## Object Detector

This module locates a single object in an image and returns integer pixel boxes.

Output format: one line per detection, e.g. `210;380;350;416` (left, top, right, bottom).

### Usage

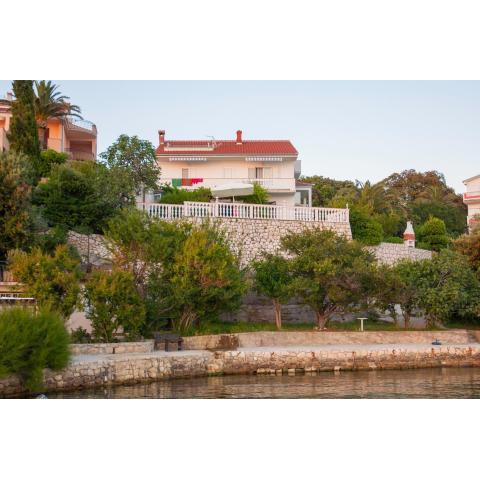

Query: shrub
349;206;384;245
38;149;68;178
160;185;212;204
84;270;146;342
0;308;71;390
70;326;92;344
240;183;269;204
161;223;247;334
8;245;82;319
453;231;480;277
417;216;450;251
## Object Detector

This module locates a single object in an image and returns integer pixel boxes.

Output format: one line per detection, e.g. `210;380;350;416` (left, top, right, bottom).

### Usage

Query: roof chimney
403;221;415;248
158;130;165;145
236;130;242;145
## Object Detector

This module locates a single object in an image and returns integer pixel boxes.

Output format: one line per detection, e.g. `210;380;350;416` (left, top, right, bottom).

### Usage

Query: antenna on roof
205;135;217;148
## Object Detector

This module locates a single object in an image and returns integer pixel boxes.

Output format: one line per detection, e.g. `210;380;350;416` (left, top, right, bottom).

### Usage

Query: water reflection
45;367;480;399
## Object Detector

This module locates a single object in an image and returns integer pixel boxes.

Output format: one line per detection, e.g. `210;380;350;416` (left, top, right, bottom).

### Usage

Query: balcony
140;201;349;223
463;191;480;204
162;177;296;192
65;148;95;161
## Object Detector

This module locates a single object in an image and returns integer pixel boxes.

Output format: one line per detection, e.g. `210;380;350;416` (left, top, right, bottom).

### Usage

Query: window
248;167;272;179
182;168;189;179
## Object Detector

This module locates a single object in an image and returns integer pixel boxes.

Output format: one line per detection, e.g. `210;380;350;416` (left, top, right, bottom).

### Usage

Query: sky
1;80;478;193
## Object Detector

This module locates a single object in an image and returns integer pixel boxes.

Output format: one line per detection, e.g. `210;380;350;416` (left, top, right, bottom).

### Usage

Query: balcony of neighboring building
463;190;480;204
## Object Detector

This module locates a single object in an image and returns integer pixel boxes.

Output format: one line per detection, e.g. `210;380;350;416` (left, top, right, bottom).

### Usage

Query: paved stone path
73;342;480;364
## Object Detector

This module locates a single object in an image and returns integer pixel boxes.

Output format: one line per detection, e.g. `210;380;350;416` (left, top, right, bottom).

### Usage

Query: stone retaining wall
67;231;111;267
181;330;480;350
367;242;432;265
2;345;480;397
189;217;352;265
67;216;352;267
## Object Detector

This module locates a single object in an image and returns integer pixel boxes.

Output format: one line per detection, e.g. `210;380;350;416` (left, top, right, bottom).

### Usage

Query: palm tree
34;80;82;149
355;180;390;214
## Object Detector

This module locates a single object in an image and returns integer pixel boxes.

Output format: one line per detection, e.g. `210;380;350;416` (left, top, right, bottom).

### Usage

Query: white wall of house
158;156;299;205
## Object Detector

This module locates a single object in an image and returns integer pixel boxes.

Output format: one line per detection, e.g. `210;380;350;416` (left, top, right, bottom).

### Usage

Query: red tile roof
156;139;298;156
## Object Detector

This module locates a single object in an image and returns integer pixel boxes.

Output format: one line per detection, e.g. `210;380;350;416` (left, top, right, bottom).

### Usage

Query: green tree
417;250;480;326
412;200;466;237
7;80;41;180
34;80;82;149
241;183;269;204
37;149;68;178
380;261;424;328
454;231;480;277
300;175;358;207
84;270;146;342
0;151;33;259
165;224;247;333
349;206;384;245
100;135;160;203
417;216;450;251
252;253;292;329
32;161;130;233
8;245;82;319
282;228;377;329
0;308;71;391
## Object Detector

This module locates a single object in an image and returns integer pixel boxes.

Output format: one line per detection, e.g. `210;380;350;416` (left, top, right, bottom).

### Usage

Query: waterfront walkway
72;342;480;364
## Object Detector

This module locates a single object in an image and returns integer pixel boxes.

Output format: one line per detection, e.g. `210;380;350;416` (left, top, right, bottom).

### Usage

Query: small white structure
403;221;415;248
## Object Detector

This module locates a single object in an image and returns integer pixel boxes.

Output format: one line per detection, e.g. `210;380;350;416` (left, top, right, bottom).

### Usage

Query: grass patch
171;319;441;336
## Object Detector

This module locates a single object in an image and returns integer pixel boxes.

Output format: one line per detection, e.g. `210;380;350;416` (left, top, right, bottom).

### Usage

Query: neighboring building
0;91;97;160
463;174;480;232
154;129;312;206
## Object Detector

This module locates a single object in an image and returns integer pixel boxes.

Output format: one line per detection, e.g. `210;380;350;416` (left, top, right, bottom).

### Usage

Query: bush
0;308;71;390
70;326;92;344
159;185;212;204
38;149;68;178
417;216;450;251
240;183;269;204
349;206;384;245
8;245;82;319
84;270;146;342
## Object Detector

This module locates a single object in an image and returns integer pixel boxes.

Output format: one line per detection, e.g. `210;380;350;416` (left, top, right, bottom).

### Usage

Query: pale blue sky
1;80;478;192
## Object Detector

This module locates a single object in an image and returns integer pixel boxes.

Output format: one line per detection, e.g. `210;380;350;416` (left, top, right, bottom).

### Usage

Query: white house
154;130;312;207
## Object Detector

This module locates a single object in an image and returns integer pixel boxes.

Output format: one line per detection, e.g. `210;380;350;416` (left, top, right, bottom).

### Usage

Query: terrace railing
140;201;349;223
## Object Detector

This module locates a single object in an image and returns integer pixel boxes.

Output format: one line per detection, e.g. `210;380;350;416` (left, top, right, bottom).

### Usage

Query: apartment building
0;92;97;160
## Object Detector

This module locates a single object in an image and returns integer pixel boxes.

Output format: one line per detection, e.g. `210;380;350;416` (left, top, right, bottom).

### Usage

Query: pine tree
7;80;41;180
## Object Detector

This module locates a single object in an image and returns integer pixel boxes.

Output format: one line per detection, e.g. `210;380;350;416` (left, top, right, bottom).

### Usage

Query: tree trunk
403;312;410;329
315;311;328;330
273;299;282;330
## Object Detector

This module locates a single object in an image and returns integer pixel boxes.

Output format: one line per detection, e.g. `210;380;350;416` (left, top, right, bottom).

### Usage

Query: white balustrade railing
139;201;349;223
